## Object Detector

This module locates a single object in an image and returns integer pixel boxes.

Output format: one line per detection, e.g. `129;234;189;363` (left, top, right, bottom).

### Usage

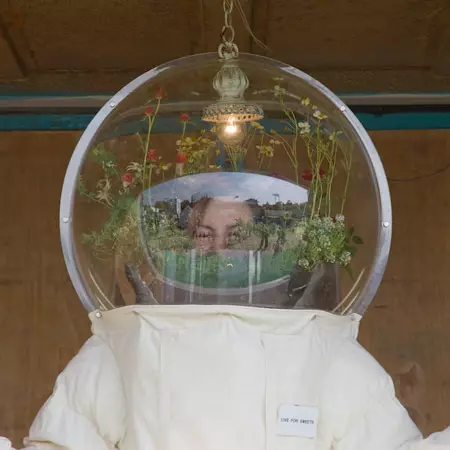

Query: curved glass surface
60;52;391;314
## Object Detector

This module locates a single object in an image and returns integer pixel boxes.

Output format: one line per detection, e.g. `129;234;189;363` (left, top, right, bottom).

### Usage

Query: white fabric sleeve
0;438;15;450
20;336;126;450
331;340;450;450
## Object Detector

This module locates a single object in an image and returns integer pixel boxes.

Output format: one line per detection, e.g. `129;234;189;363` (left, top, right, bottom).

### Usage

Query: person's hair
187;197;212;237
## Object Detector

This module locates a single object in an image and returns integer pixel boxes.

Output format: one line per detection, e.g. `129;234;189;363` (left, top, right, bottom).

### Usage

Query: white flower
298;259;310;270
335;214;345;223
325;254;337;264
273;85;286;96
298;121;311;135
301;97;310;106
329;131;343;142
256;145;274;157
177;137;193;148
294;224;306;238
318;235;332;249
269;138;281;145
96;190;112;204
313;110;328;120
126;162;142;173
339;251;352;266
95;178;113;205
322;217;334;229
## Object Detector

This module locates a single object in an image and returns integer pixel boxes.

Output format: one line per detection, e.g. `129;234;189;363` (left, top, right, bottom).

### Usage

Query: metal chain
218;0;239;59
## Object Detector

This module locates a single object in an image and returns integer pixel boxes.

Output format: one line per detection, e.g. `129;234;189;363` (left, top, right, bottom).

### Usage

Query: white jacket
4;305;450;450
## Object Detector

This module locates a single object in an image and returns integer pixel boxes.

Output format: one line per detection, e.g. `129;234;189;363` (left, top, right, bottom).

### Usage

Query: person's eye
196;231;213;239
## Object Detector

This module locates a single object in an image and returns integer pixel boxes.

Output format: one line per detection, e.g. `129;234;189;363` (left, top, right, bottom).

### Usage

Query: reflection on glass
72;54;381;314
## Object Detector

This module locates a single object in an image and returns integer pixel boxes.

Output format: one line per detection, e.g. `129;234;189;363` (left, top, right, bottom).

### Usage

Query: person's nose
212;232;228;250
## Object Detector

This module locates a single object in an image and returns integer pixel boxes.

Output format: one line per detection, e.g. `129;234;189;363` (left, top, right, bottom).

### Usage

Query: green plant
293;215;362;272
78;82;361;280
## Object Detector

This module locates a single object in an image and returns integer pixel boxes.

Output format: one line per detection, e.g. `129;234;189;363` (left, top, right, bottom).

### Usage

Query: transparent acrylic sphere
60;53;391;314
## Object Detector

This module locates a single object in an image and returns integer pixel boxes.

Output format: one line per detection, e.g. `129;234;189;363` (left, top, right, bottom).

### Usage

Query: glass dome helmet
60;52;391;315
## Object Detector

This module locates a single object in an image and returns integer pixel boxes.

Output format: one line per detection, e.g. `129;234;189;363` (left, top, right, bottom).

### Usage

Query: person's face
193;199;253;251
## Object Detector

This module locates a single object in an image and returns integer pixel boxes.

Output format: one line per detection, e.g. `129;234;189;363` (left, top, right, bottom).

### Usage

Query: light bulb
216;120;247;146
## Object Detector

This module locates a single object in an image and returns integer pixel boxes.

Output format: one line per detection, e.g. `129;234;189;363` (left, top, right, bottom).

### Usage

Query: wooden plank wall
359;130;450;436
0;130;449;446
0;132;91;447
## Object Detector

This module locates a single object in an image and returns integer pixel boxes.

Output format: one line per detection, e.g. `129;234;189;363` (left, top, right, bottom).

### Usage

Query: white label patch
277;404;319;438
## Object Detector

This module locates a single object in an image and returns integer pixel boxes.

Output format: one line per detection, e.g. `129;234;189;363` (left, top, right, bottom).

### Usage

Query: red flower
176;153;186;164
145;107;154;116
301;170;313;181
179;112;190;122
121;172;133;185
147;148;157;162
301;169;326;182
155;87;165;100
